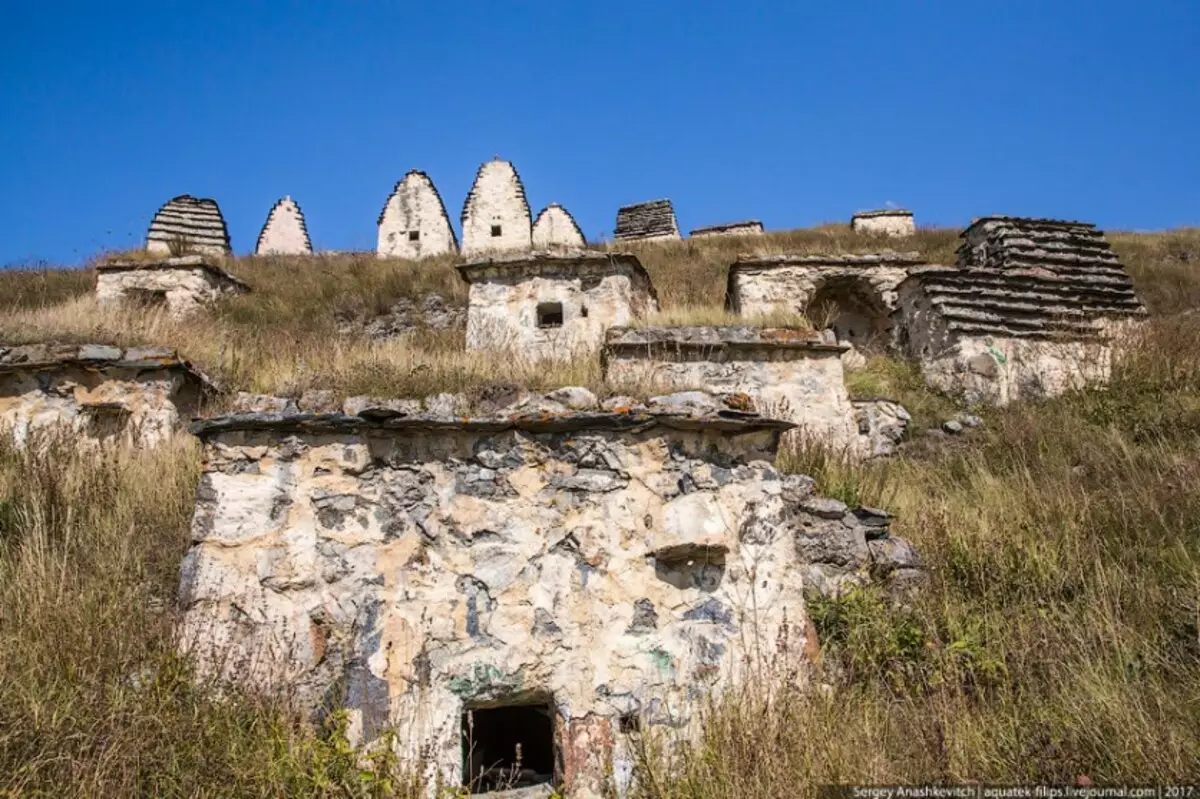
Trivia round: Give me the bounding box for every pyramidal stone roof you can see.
[146,195,231,256]
[376,170,459,258]
[459,159,532,257]
[901,216,1147,340]
[614,199,680,241]
[532,203,586,250]
[255,196,312,256]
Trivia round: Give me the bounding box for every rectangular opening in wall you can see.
[125,288,168,309]
[536,302,564,328]
[490,224,502,237]
[408,230,420,242]
[462,702,556,793]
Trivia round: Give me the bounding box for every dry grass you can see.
[1,226,1199,794]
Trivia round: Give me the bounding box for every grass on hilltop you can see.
[1,226,1199,795]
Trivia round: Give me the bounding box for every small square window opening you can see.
[491,225,502,237]
[536,302,564,328]
[408,230,420,242]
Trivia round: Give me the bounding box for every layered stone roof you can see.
[0,342,218,391]
[96,255,251,292]
[614,199,680,241]
[146,195,231,256]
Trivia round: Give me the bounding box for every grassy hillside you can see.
[1,226,1199,795]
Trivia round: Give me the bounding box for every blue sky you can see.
[1,1,1197,266]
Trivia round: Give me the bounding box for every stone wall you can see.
[851,210,915,237]
[602,326,907,459]
[459,251,659,360]
[377,171,459,259]
[613,200,680,242]
[146,195,232,256]
[726,253,927,349]
[688,220,764,238]
[532,204,586,251]
[96,255,251,317]
[255,196,313,256]
[179,391,919,796]
[0,343,214,449]
[460,159,532,258]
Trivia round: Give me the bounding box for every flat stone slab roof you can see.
[0,343,218,391]
[852,209,914,218]
[456,249,656,295]
[605,325,847,353]
[730,251,927,269]
[689,220,764,235]
[96,255,251,291]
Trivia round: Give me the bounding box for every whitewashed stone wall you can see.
[0,344,212,449]
[460,252,659,361]
[377,171,459,259]
[146,195,232,256]
[689,220,764,238]
[602,327,906,459]
[96,256,251,318]
[851,210,916,237]
[179,392,918,797]
[532,204,586,251]
[255,196,313,256]
[460,160,532,258]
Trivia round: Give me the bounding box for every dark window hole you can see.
[580,306,589,318]
[408,230,420,242]
[537,302,564,328]
[618,713,640,734]
[491,225,502,237]
[462,702,556,793]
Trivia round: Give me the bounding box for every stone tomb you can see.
[461,159,532,258]
[531,204,587,251]
[613,199,680,243]
[0,343,215,449]
[255,195,313,256]
[602,326,908,459]
[688,220,764,239]
[146,195,232,256]
[458,251,659,360]
[179,392,917,796]
[851,209,916,237]
[725,252,927,350]
[893,217,1146,405]
[96,255,251,317]
[377,170,459,259]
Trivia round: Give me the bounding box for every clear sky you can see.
[1,1,1197,266]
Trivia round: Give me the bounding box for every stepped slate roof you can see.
[614,199,679,241]
[146,195,231,255]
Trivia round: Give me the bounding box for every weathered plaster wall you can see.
[460,253,659,361]
[461,160,532,258]
[377,171,459,259]
[851,211,915,237]
[0,344,210,449]
[895,284,1112,405]
[179,394,917,796]
[255,196,313,256]
[531,204,586,251]
[96,257,250,318]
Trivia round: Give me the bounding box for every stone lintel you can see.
[0,343,219,392]
[189,408,794,439]
[97,255,252,292]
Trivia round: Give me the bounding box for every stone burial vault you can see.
[851,209,916,237]
[177,389,922,797]
[96,254,251,317]
[146,194,232,256]
[532,204,587,251]
[255,195,313,256]
[602,326,909,460]
[377,170,460,260]
[725,252,928,351]
[613,199,680,243]
[0,343,215,450]
[688,220,764,239]
[458,250,660,361]
[461,159,533,258]
[893,216,1147,405]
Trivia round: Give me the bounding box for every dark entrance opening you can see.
[536,302,564,328]
[126,288,169,309]
[804,276,891,352]
[462,702,556,793]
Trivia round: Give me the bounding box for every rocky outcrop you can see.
[377,170,459,259]
[146,195,232,256]
[613,199,680,242]
[460,159,532,257]
[0,343,216,449]
[458,250,659,360]
[689,220,764,238]
[95,255,251,317]
[851,209,915,237]
[255,196,312,256]
[179,389,920,797]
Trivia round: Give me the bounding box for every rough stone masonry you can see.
[145,194,232,256]
[96,254,251,318]
[461,159,533,258]
[377,170,460,259]
[179,389,920,797]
